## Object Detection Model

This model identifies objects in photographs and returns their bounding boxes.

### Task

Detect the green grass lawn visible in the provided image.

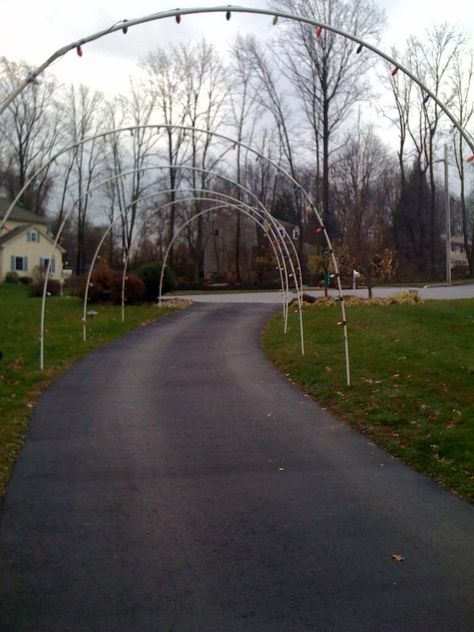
[0,283,185,499]
[262,298,474,502]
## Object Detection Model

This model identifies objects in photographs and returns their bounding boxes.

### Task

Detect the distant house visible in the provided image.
[450,235,471,269]
[203,210,257,282]
[202,211,314,282]
[0,198,66,283]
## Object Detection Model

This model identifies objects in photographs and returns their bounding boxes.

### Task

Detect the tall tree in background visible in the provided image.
[272,0,385,235]
[104,83,159,267]
[229,36,264,282]
[406,24,467,278]
[393,161,432,280]
[332,124,397,295]
[60,85,105,274]
[178,40,228,282]
[449,46,474,275]
[0,57,60,213]
[142,47,189,266]
[385,25,469,279]
[237,35,305,256]
[382,48,413,191]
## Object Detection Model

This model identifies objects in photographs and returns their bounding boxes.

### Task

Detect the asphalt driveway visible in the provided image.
[1,303,474,631]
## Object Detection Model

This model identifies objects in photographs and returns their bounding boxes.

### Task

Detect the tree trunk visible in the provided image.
[235,213,241,284]
[322,95,330,231]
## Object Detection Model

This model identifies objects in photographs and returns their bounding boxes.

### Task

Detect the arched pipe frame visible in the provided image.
[40,190,296,368]
[1,5,472,158]
[35,136,313,370]
[80,190,301,345]
[81,199,292,331]
[157,203,288,309]
[81,189,300,339]
[75,177,296,332]
[10,124,347,382]
[51,159,304,338]
[40,181,305,369]
[70,162,305,327]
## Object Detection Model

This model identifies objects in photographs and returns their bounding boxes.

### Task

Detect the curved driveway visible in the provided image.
[1,303,474,631]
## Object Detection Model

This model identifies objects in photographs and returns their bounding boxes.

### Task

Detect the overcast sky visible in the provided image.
[2,0,473,95]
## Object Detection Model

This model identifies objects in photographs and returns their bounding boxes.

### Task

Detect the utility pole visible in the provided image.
[444,145,451,284]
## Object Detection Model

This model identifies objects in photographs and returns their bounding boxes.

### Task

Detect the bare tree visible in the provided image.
[142,48,190,266]
[405,24,468,277]
[59,85,106,274]
[332,124,398,296]
[0,57,61,214]
[179,40,228,281]
[236,35,306,259]
[449,47,474,274]
[379,48,414,191]
[103,83,159,268]
[228,36,265,281]
[272,0,386,233]
[383,25,469,279]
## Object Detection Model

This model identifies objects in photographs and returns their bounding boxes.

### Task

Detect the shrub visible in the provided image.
[19,276,33,286]
[29,277,61,297]
[63,274,82,296]
[110,270,145,305]
[4,271,20,284]
[136,261,177,301]
[79,259,145,305]
[79,259,114,303]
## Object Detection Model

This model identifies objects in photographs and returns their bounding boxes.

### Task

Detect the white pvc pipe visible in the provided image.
[77,191,297,352]
[40,181,299,368]
[81,223,114,341]
[60,162,305,316]
[157,204,291,332]
[39,142,307,366]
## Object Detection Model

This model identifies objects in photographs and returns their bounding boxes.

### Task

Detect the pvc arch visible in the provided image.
[62,162,305,315]
[40,187,304,369]
[7,122,350,380]
[93,202,292,328]
[42,159,305,329]
[81,190,302,332]
[157,204,292,310]
[40,191,298,368]
[6,113,352,388]
[80,193,300,341]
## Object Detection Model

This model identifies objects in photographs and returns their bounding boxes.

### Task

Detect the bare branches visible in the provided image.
[0,57,60,213]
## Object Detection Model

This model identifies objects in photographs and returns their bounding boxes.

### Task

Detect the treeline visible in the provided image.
[0,0,473,285]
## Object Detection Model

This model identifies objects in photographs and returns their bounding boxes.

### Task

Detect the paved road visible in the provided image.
[1,303,474,631]
[175,284,474,303]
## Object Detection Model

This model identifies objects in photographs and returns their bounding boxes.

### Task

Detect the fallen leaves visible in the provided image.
[391,554,405,562]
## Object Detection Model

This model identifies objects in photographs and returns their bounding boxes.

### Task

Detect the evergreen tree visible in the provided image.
[393,162,431,280]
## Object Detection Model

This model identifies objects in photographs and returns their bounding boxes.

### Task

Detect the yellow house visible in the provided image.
[0,199,66,283]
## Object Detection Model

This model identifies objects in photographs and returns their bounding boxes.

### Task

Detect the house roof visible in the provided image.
[0,223,65,252]
[0,198,48,225]
[0,225,26,247]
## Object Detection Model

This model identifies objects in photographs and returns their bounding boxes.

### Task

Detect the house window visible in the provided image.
[27,230,40,242]
[40,256,55,274]
[11,256,28,271]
